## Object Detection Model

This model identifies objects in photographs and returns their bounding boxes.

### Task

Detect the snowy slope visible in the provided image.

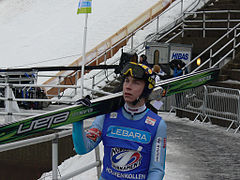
[0,0,161,68]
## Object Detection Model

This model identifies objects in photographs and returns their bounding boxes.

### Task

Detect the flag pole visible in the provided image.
[80,13,88,98]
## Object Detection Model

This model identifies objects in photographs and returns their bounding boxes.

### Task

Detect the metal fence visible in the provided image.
[170,85,240,133]
[0,128,102,180]
[0,82,114,124]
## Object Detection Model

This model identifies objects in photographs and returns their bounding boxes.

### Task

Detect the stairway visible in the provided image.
[211,52,240,89]
[96,1,240,99]
[152,0,240,127]
[156,0,240,86]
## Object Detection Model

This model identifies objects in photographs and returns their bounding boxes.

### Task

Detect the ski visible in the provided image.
[156,67,220,96]
[0,67,219,144]
[0,92,124,145]
[0,65,118,72]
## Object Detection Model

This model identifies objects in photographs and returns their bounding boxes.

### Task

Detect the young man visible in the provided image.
[72,62,167,180]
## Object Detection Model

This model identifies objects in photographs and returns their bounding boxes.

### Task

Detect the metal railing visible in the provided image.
[190,22,240,72]
[43,0,180,88]
[183,10,240,37]
[0,128,102,180]
[0,83,113,119]
[155,10,240,72]
[156,10,240,41]
[170,85,240,133]
[90,0,204,89]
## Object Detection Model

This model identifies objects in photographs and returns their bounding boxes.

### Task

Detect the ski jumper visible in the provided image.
[72,104,167,180]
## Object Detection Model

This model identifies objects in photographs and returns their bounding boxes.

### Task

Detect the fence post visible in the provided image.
[209,49,213,67]
[203,85,207,117]
[4,84,13,123]
[75,72,78,97]
[181,0,183,15]
[58,76,61,100]
[130,34,134,50]
[92,76,95,90]
[181,12,185,38]
[227,10,230,38]
[95,146,102,179]
[156,16,159,33]
[237,90,240,124]
[233,28,237,59]
[52,137,59,180]
[203,11,206,38]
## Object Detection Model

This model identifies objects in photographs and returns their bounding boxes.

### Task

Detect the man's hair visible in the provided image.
[153,65,160,73]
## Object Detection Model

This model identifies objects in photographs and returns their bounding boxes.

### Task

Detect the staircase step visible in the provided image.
[210,80,240,90]
[218,74,229,81]
[229,63,240,69]
[230,69,240,80]
[203,5,240,10]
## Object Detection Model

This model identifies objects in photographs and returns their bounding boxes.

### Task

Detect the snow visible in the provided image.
[0,0,215,179]
[0,0,161,68]
[0,0,206,68]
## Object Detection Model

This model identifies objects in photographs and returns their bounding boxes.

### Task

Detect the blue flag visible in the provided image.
[77,0,92,14]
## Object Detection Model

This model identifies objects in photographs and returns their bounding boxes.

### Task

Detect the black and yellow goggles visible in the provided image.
[121,62,153,79]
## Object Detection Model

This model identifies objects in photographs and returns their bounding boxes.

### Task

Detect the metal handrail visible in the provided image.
[0,82,113,118]
[0,130,71,153]
[185,10,240,14]
[191,22,240,72]
[0,128,102,180]
[90,0,201,89]
[156,10,240,42]
[85,0,185,67]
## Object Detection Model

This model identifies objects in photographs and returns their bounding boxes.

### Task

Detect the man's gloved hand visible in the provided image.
[75,95,92,107]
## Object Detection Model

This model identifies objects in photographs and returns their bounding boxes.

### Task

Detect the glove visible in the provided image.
[75,95,92,107]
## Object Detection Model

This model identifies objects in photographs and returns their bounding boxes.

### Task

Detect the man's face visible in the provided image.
[123,76,145,104]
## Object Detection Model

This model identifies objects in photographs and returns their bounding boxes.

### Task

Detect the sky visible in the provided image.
[0,0,212,179]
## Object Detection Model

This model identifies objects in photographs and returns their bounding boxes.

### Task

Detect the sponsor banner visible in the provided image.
[170,50,191,61]
[107,126,151,144]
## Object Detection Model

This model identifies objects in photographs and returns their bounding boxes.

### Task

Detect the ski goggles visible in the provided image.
[121,62,153,79]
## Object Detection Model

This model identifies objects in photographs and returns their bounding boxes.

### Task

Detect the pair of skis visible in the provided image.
[0,67,219,144]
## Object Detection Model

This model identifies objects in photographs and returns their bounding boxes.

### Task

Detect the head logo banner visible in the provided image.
[77,0,92,14]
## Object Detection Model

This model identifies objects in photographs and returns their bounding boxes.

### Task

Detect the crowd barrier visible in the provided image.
[170,85,240,133]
